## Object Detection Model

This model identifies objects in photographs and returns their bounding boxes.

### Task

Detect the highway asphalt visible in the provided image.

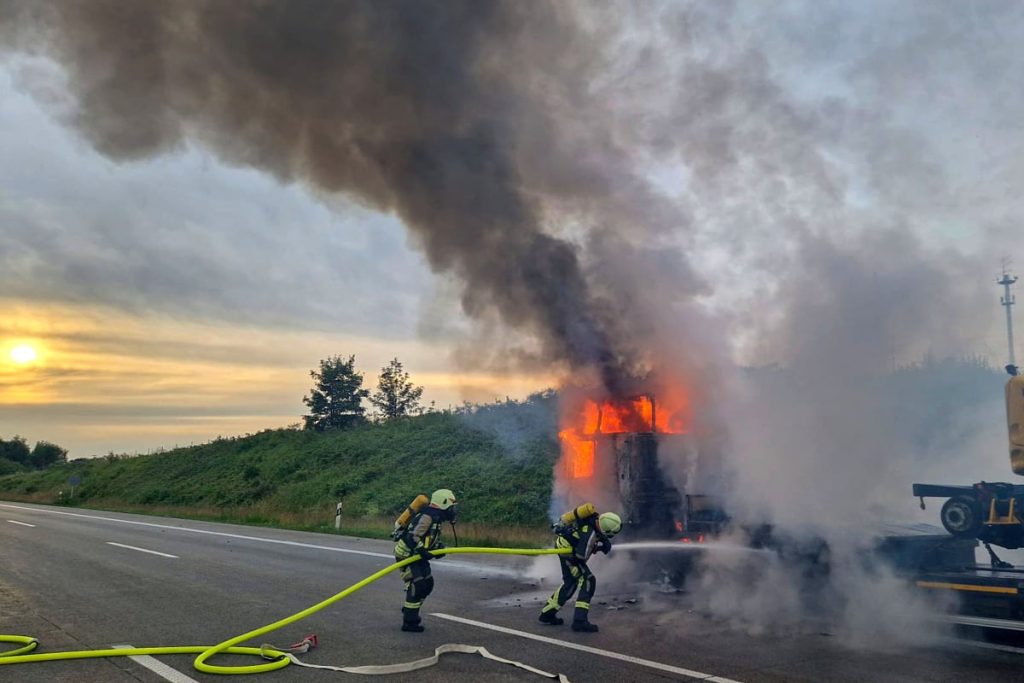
[1,501,1022,683]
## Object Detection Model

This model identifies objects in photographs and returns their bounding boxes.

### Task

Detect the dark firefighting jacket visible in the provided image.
[394,506,445,559]
[555,515,610,563]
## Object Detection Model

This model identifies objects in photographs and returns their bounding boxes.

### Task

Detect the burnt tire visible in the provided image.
[940,496,983,538]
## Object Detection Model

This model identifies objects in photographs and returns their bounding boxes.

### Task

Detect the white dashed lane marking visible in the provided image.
[0,503,513,575]
[106,542,178,559]
[111,645,200,683]
[0,503,392,558]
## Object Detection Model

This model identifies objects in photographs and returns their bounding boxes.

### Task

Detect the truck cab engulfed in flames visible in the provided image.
[559,393,703,538]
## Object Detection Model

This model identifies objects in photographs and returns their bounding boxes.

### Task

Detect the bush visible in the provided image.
[0,412,558,532]
[0,458,23,476]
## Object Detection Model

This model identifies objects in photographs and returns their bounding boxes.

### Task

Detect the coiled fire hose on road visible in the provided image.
[0,546,571,676]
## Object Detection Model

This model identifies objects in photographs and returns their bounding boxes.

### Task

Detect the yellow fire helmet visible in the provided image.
[598,512,622,537]
[430,488,457,510]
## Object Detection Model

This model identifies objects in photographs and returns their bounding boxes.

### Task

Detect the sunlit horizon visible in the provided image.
[0,299,555,459]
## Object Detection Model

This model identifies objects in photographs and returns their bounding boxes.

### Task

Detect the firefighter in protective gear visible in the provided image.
[539,508,622,632]
[394,488,457,632]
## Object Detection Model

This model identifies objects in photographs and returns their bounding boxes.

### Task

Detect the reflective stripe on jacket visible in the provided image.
[395,507,444,559]
[556,517,600,561]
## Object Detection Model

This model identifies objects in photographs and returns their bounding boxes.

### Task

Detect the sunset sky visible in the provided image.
[0,64,550,456]
[2,2,1021,459]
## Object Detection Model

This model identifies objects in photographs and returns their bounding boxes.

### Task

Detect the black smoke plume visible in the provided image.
[1,0,674,391]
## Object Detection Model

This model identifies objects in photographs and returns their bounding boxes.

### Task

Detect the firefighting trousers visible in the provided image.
[399,558,434,623]
[541,556,595,622]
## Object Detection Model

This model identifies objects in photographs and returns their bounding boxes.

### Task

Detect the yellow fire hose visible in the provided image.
[0,546,569,675]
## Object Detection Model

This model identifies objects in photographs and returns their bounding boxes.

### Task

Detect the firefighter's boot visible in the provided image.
[571,619,599,632]
[401,606,424,632]
[571,603,598,632]
[538,608,564,626]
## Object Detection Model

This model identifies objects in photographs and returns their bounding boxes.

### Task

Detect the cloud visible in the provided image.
[0,61,432,338]
[2,1,1023,470]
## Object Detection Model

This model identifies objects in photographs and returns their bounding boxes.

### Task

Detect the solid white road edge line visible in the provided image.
[0,502,516,575]
[111,644,200,683]
[6,519,35,527]
[0,502,392,558]
[106,542,179,559]
[431,612,745,683]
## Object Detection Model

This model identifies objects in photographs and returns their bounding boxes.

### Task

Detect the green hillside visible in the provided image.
[0,412,559,545]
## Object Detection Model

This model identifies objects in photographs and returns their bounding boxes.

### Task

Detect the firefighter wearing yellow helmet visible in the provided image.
[539,504,622,632]
[393,488,457,632]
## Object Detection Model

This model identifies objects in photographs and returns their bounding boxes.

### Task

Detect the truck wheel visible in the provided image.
[940,496,983,538]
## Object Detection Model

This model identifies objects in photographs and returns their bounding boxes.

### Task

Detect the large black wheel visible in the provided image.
[940,496,984,538]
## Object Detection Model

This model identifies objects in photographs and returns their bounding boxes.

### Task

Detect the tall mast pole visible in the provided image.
[999,257,1018,368]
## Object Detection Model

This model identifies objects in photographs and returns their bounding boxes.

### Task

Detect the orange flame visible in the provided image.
[653,389,691,434]
[581,400,600,435]
[560,389,692,479]
[560,428,595,478]
[598,395,653,433]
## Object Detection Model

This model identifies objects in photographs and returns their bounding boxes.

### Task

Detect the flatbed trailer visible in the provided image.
[880,527,1024,623]
[909,372,1024,557]
[913,482,1024,553]
[915,566,1024,621]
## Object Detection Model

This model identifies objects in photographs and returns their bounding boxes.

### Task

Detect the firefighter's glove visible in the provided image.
[598,539,612,555]
[417,548,436,561]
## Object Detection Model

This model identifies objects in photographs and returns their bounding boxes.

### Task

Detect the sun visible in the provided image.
[10,344,38,365]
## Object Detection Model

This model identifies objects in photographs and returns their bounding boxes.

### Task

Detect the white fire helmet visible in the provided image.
[598,512,622,537]
[430,488,457,510]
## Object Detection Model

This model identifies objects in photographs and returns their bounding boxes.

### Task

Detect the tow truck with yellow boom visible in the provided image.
[912,365,1024,623]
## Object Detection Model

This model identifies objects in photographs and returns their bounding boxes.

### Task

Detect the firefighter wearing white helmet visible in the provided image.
[393,488,458,632]
[539,504,622,632]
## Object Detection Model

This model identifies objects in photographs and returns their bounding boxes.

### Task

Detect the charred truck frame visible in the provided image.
[559,393,693,538]
[562,371,1024,626]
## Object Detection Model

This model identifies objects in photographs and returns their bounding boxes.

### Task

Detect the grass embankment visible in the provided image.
[0,412,557,547]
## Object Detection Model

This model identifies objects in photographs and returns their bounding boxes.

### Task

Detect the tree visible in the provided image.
[370,358,424,420]
[302,355,370,431]
[0,436,30,465]
[30,441,67,469]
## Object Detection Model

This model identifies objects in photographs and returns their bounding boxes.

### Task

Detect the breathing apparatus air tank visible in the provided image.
[392,494,430,539]
[559,502,598,526]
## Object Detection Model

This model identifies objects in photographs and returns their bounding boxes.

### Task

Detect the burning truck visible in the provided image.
[552,384,987,599]
[555,388,716,540]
